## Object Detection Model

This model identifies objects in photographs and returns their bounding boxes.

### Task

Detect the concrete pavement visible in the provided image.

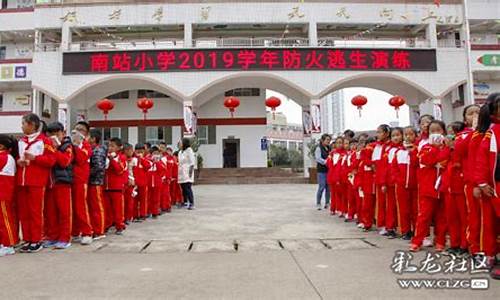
[0,184,498,299]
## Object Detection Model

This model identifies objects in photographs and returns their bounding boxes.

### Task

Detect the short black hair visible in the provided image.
[144,142,152,149]
[449,121,465,134]
[123,143,133,150]
[150,145,160,153]
[0,134,18,158]
[462,104,480,122]
[181,137,191,150]
[90,129,102,144]
[159,141,167,146]
[477,93,500,133]
[109,137,122,147]
[76,121,90,133]
[320,133,331,142]
[378,124,391,134]
[390,127,404,137]
[22,113,41,131]
[46,122,65,133]
[429,120,447,133]
[135,143,145,150]
[343,129,355,139]
[418,114,434,124]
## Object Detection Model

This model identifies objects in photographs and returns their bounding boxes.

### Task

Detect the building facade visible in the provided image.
[321,90,345,136]
[0,0,498,170]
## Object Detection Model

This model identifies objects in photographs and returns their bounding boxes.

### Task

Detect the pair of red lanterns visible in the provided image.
[97,97,154,120]
[351,95,406,118]
[224,96,282,119]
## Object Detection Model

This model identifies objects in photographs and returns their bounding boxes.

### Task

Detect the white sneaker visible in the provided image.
[71,236,82,243]
[423,237,433,247]
[316,204,322,210]
[357,223,365,228]
[378,228,388,236]
[0,245,15,257]
[80,236,93,245]
[93,234,106,241]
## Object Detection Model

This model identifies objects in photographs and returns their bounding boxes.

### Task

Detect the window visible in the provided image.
[0,94,3,111]
[138,90,169,98]
[106,91,129,99]
[197,125,216,145]
[140,126,172,145]
[102,127,121,141]
[224,88,260,97]
[0,46,6,60]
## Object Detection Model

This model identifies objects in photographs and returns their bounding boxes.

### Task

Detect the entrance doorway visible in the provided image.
[223,138,240,168]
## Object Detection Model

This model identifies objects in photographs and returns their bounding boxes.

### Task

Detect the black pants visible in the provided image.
[180,183,194,205]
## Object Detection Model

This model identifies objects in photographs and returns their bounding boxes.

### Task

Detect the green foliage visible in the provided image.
[268,144,303,168]
[306,138,318,160]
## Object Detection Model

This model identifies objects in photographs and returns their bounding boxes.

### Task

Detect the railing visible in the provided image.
[194,37,310,48]
[34,43,60,52]
[317,37,430,48]
[67,40,184,51]
[437,39,464,48]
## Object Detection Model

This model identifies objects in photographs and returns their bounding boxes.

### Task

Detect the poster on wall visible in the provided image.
[310,103,321,133]
[302,107,312,137]
[191,111,198,135]
[15,94,31,106]
[183,103,194,136]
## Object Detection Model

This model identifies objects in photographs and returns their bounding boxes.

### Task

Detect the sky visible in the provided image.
[266,88,410,132]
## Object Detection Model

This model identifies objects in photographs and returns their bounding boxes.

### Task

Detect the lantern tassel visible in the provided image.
[396,108,399,119]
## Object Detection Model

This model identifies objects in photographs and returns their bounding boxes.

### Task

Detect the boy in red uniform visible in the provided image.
[44,122,74,249]
[123,143,137,224]
[17,113,56,253]
[148,146,165,218]
[345,139,359,222]
[0,135,19,257]
[87,129,107,240]
[160,149,172,213]
[171,151,183,208]
[372,124,391,235]
[385,127,404,238]
[326,137,345,216]
[104,137,127,235]
[133,143,151,221]
[410,120,450,252]
[71,121,93,245]
[359,137,376,231]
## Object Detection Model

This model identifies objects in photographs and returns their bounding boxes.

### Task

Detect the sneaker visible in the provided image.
[362,226,372,232]
[490,264,500,280]
[28,243,43,253]
[115,229,124,235]
[0,246,15,257]
[152,214,158,219]
[401,232,412,241]
[409,244,421,252]
[42,240,57,248]
[386,230,397,239]
[435,244,445,252]
[423,237,433,247]
[316,204,322,210]
[187,205,195,210]
[80,236,93,245]
[357,223,365,229]
[378,228,388,236]
[125,220,131,225]
[71,236,82,243]
[93,234,106,241]
[457,248,469,258]
[444,247,460,256]
[344,218,354,223]
[132,218,142,223]
[19,244,31,253]
[54,242,71,249]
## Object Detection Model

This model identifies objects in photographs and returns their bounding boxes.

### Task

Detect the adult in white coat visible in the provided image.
[178,138,196,209]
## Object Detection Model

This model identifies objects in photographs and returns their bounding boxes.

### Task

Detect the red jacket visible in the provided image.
[0,150,16,201]
[458,130,484,184]
[358,143,375,194]
[161,154,173,183]
[326,149,346,185]
[418,144,450,198]
[149,158,165,188]
[17,133,56,187]
[105,152,127,190]
[449,128,474,191]
[132,156,152,187]
[391,145,418,189]
[73,140,91,185]
[386,144,402,186]
[372,141,390,185]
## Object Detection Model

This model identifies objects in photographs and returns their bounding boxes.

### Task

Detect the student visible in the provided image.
[123,143,136,224]
[104,138,127,235]
[0,135,19,257]
[17,113,56,253]
[326,137,344,215]
[178,138,196,210]
[385,127,404,238]
[345,139,359,222]
[44,122,74,249]
[71,121,93,245]
[410,120,450,252]
[359,136,376,231]
[473,92,500,276]
[417,115,434,151]
[87,129,107,240]
[315,134,332,210]
[171,151,184,207]
[354,134,368,225]
[148,146,165,218]
[372,124,391,235]
[392,126,419,240]
[134,143,151,221]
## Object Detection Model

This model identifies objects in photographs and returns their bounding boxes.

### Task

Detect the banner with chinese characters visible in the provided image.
[62,48,436,74]
[183,102,194,136]
[302,106,312,137]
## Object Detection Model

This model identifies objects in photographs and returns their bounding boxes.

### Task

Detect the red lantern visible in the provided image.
[434,0,440,7]
[351,95,368,117]
[265,96,282,120]
[224,96,240,118]
[388,95,406,118]
[96,98,114,121]
[137,97,154,120]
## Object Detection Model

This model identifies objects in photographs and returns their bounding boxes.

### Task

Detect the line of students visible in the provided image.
[0,113,187,257]
[323,93,500,279]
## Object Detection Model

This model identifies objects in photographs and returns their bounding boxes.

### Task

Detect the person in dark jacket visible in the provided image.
[87,129,107,240]
[44,122,74,249]
[315,134,332,210]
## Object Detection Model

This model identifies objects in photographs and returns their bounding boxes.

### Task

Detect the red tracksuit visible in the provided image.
[326,149,345,214]
[412,144,450,248]
[170,156,183,205]
[385,144,401,232]
[104,152,127,231]
[372,141,390,228]
[345,150,359,220]
[133,156,151,218]
[359,144,375,229]
[72,140,93,237]
[0,151,19,247]
[473,124,500,257]
[392,144,418,235]
[17,134,56,243]
[124,156,137,222]
[352,150,363,221]
[149,158,165,216]
[45,143,73,243]
[160,155,172,211]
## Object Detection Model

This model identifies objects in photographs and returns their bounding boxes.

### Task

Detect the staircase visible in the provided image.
[196,167,308,185]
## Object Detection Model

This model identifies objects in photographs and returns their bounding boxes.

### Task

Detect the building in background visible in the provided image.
[266,111,303,152]
[321,90,344,136]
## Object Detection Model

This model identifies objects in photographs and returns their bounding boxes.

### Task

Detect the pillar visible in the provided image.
[184,23,193,47]
[61,23,72,51]
[302,104,313,178]
[32,89,40,114]
[308,21,318,46]
[58,102,71,131]
[461,0,475,106]
[425,19,437,48]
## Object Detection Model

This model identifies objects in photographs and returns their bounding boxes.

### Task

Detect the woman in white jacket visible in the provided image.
[178,138,196,209]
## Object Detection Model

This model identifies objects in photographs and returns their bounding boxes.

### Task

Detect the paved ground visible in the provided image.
[0,184,498,299]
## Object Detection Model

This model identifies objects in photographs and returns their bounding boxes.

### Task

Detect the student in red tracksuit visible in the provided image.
[442,121,469,256]
[473,93,500,276]
[44,122,74,249]
[372,124,391,235]
[392,126,419,240]
[326,137,345,216]
[339,138,351,218]
[87,129,107,240]
[160,151,172,213]
[123,143,136,224]
[133,144,151,221]
[104,137,127,235]
[17,113,56,253]
[0,135,19,257]
[353,134,368,225]
[171,151,183,207]
[164,148,176,209]
[148,146,165,218]
[385,127,404,239]
[410,120,450,252]
[345,139,359,222]
[359,138,376,231]
[71,122,93,245]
